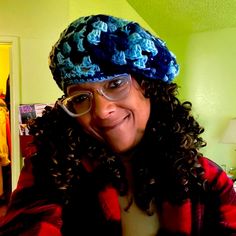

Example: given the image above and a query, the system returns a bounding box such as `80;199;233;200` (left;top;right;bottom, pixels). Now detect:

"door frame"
0;36;21;191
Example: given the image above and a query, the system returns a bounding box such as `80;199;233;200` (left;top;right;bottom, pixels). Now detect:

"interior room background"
0;0;236;191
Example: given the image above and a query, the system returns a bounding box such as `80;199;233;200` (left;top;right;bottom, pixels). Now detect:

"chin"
109;141;137;155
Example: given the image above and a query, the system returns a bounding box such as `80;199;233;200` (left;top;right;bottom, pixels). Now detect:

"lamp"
221;118;236;144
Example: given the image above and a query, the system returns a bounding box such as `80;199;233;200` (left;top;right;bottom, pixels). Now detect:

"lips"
99;114;130;131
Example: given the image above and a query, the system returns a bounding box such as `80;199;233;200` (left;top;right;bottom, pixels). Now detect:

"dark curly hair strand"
28;77;207;215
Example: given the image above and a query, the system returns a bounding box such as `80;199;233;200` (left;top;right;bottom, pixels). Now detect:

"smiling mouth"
99;114;130;131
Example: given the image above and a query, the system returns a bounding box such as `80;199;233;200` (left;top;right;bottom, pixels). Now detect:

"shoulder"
198;156;222;178
198;156;234;192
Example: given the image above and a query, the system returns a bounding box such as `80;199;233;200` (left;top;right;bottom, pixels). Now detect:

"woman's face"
67;76;151;154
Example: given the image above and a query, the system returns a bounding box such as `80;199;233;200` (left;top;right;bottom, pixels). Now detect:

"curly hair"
28;76;206;214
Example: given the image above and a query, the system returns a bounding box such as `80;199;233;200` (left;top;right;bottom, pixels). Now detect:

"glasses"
58;74;132;117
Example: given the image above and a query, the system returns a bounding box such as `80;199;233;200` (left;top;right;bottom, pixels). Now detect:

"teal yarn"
49;14;179;92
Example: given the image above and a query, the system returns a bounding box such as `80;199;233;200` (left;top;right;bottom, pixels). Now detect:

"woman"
0;14;236;236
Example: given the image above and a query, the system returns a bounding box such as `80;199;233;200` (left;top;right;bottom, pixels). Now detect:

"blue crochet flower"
167;60;179;78
133;55;148;69
56;52;65;64
49;14;180;92
112;51;127;65
140;39;158;56
107;22;118;32
125;44;143;60
62;42;71;55
87;29;101;45
128;33;142;44
92;20;108;32
73;28;86;52
77;56;100;77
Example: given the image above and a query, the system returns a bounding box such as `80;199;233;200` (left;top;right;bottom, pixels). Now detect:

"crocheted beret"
49;14;179;92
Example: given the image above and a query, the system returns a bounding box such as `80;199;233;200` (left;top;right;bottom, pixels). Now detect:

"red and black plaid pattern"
0;157;236;235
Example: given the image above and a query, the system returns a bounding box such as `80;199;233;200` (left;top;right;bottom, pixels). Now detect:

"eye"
70;93;90;105
107;77;128;90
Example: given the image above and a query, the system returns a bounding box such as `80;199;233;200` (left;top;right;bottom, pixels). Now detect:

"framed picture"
19;103;54;135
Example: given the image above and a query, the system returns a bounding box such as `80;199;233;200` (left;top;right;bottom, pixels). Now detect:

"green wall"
0;0;69;103
184;28;236;169
0;0;152;104
167;29;236;170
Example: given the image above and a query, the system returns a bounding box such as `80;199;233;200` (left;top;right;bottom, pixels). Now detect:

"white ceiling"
127;0;236;36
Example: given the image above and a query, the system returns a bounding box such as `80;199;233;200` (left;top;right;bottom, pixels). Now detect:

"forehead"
66;74;131;95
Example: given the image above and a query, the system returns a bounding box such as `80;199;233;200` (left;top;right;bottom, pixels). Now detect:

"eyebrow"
67;85;84;95
67;82;102;95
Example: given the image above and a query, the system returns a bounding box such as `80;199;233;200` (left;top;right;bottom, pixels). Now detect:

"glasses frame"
58;74;132;117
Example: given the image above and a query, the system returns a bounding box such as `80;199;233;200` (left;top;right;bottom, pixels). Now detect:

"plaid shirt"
1;156;236;236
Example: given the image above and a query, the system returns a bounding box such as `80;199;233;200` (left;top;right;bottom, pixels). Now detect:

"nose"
91;92;115;119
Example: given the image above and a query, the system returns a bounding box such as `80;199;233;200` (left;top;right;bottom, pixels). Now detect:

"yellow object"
0;44;10;95
0;98;10;166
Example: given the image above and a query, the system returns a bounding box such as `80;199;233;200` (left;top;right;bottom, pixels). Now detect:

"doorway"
0;36;21;198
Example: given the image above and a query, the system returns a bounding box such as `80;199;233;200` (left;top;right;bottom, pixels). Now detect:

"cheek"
75;116;91;131
75;115;104;141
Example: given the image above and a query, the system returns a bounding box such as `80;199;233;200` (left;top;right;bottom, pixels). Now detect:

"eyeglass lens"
61;74;131;116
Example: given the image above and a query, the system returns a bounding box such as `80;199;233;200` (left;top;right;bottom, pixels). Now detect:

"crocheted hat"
49;14;179;92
